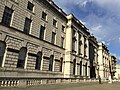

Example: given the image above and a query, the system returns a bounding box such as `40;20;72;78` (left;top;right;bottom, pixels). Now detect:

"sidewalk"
0;82;120;90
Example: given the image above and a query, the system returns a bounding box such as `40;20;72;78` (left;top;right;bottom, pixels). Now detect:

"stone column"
64;14;73;78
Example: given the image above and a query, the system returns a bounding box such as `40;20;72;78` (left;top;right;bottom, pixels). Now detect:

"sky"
53;0;120;63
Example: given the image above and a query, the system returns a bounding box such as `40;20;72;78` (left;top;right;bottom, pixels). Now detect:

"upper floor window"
23;17;32;34
0;42;6;67
42;12;47;21
35;52;42;70
51;32;56;44
39;25;45;40
17;47;27;68
27;1;34;11
62;25;65;32
61;37;64;48
53;19;57;27
2;6;13;26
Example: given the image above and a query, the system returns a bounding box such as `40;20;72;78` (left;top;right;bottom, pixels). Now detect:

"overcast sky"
53;0;120;63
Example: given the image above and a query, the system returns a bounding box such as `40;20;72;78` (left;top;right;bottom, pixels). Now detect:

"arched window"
73;59;76;75
60;58;63;72
0;41;6;67
80;61;82;76
35;51;42;70
85;63;87;76
49;55;54;71
17;47;27;68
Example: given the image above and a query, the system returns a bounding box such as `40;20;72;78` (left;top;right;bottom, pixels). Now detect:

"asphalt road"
1;82;120;90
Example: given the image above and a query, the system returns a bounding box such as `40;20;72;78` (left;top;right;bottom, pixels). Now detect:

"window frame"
51;32;56;44
39;25;45;40
27;1;34;12
23;17;32;34
17;47;27;68
42;11;47;21
1;6;13;26
53;19;57;27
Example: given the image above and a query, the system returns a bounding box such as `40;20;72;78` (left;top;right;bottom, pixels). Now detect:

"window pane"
53;19;57;27
27;1;34;11
61;37;64;48
42;12;47;20
23;18;32;34
2;6;13;26
35;52;42;70
51;32;56;44
49;55;54;71
39;26;45;40
73;59;76;75
17;47;27;68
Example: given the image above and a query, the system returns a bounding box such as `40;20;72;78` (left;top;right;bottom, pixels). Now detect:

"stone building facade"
0;0;116;87
98;43;110;79
109;55;116;79
89;36;99;78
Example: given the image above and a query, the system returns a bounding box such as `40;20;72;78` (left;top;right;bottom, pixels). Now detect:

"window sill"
53;25;58;29
41;18;48;23
26;9;35;15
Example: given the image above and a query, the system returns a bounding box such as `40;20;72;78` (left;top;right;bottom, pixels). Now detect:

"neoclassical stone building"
98;43;110;79
89;36;99;79
0;0;116;87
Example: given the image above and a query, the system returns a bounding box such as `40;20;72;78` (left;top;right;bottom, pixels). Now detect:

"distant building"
115;64;120;79
98;43;110;79
109;55;116;79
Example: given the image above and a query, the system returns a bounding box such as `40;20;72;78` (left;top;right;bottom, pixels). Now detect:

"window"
61;37;64;48
2;6;13;26
78;34;82;54
39;26;45;40
49;55;54;71
42;12;47;21
80;61;82;76
73;59;76;75
17;47;27;68
27;1;34;11
0;42;6;67
60;58;63;72
53;19;57;27
35;52;42;70
51;32;56;44
62;25;65;32
72;39;75;51
85;63;87;76
23;17;32;34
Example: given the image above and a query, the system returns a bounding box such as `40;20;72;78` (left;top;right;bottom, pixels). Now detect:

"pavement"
0;82;120;90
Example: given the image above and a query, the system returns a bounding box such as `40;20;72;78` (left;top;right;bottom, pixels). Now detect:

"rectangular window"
61;37;64;48
23;17;32;34
42;12;47;21
2;6;13;26
62;25;65;32
53;19;57;27
51;32;56;44
27;1;34;11
39;26;45;40
72;40;75;51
